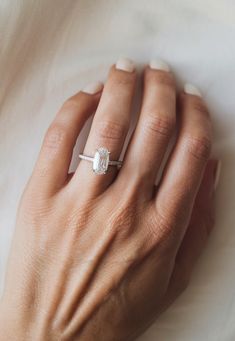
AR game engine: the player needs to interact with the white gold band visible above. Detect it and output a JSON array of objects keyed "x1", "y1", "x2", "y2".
[{"x1": 79, "y1": 154, "x2": 122, "y2": 166}]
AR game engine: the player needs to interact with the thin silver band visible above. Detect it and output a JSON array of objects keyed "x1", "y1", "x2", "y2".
[{"x1": 79, "y1": 154, "x2": 122, "y2": 167}]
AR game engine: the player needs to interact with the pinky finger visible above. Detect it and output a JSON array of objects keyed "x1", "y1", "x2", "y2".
[{"x1": 158, "y1": 159, "x2": 220, "y2": 313}]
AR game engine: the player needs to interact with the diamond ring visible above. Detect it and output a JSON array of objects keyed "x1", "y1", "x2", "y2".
[{"x1": 79, "y1": 147, "x2": 122, "y2": 175}]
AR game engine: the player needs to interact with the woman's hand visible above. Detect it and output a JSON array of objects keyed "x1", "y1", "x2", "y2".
[{"x1": 0, "y1": 58, "x2": 220, "y2": 341}]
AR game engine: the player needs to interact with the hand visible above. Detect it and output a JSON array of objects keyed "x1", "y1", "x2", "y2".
[{"x1": 0, "y1": 58, "x2": 220, "y2": 341}]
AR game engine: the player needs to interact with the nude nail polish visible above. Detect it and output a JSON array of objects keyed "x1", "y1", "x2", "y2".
[
  {"x1": 116, "y1": 57, "x2": 135, "y2": 72},
  {"x1": 184, "y1": 83, "x2": 202, "y2": 97},
  {"x1": 149, "y1": 59, "x2": 170, "y2": 72},
  {"x1": 83, "y1": 81, "x2": 103, "y2": 94}
]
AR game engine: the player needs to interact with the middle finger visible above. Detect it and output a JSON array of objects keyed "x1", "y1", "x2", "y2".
[{"x1": 119, "y1": 60, "x2": 176, "y2": 191}]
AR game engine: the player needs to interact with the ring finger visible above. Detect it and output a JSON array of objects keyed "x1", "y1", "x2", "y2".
[{"x1": 73, "y1": 58, "x2": 137, "y2": 196}]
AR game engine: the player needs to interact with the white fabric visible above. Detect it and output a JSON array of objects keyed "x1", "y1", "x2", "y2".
[{"x1": 0, "y1": 1, "x2": 234, "y2": 340}]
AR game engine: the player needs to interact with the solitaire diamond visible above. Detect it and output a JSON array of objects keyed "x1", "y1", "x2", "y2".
[
  {"x1": 93, "y1": 147, "x2": 110, "y2": 174},
  {"x1": 79, "y1": 147, "x2": 122, "y2": 174}
]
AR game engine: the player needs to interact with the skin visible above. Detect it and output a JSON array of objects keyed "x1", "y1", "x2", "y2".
[{"x1": 0, "y1": 63, "x2": 218, "y2": 341}]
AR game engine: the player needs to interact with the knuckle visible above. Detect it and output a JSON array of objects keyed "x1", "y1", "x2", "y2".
[
  {"x1": 115, "y1": 75, "x2": 134, "y2": 87},
  {"x1": 146, "y1": 216, "x2": 161, "y2": 240},
  {"x1": 143, "y1": 112, "x2": 175, "y2": 137},
  {"x1": 155, "y1": 211, "x2": 174, "y2": 238},
  {"x1": 110, "y1": 208, "x2": 133, "y2": 237},
  {"x1": 111, "y1": 69, "x2": 135, "y2": 87},
  {"x1": 147, "y1": 70, "x2": 175, "y2": 88},
  {"x1": 95, "y1": 120, "x2": 127, "y2": 142},
  {"x1": 185, "y1": 135, "x2": 212, "y2": 161},
  {"x1": 147, "y1": 209, "x2": 176, "y2": 244},
  {"x1": 43, "y1": 123, "x2": 69, "y2": 153},
  {"x1": 66, "y1": 201, "x2": 94, "y2": 234},
  {"x1": 107, "y1": 198, "x2": 138, "y2": 240}
]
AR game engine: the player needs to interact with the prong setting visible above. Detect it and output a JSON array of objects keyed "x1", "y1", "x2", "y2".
[{"x1": 79, "y1": 147, "x2": 122, "y2": 174}]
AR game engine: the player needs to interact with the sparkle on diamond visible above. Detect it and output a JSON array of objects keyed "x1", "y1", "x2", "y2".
[{"x1": 93, "y1": 147, "x2": 110, "y2": 174}]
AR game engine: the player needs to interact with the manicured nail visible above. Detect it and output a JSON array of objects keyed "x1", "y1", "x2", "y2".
[
  {"x1": 116, "y1": 57, "x2": 135, "y2": 72},
  {"x1": 83, "y1": 81, "x2": 103, "y2": 94},
  {"x1": 184, "y1": 83, "x2": 202, "y2": 97},
  {"x1": 149, "y1": 59, "x2": 170, "y2": 72},
  {"x1": 214, "y1": 160, "x2": 221, "y2": 190}
]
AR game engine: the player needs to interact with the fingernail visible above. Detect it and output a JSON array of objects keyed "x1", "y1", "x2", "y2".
[
  {"x1": 149, "y1": 59, "x2": 170, "y2": 72},
  {"x1": 116, "y1": 57, "x2": 135, "y2": 72},
  {"x1": 214, "y1": 160, "x2": 221, "y2": 190},
  {"x1": 83, "y1": 81, "x2": 103, "y2": 94},
  {"x1": 184, "y1": 83, "x2": 202, "y2": 97}
]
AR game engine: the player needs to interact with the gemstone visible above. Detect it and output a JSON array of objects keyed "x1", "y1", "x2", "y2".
[{"x1": 93, "y1": 147, "x2": 110, "y2": 174}]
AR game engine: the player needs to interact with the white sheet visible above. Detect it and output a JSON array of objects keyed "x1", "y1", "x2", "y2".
[{"x1": 0, "y1": 1, "x2": 235, "y2": 340}]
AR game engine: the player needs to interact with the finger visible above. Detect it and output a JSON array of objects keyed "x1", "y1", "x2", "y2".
[
  {"x1": 119, "y1": 60, "x2": 176, "y2": 191},
  {"x1": 158, "y1": 158, "x2": 220, "y2": 314},
  {"x1": 155, "y1": 84, "x2": 213, "y2": 247},
  {"x1": 32, "y1": 83, "x2": 103, "y2": 195},
  {"x1": 74, "y1": 58, "x2": 136, "y2": 196},
  {"x1": 176, "y1": 159, "x2": 219, "y2": 263}
]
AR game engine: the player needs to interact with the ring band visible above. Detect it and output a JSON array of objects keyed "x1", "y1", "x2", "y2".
[{"x1": 79, "y1": 147, "x2": 122, "y2": 175}]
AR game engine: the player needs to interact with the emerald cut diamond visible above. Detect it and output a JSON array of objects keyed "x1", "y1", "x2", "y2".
[{"x1": 93, "y1": 147, "x2": 110, "y2": 174}]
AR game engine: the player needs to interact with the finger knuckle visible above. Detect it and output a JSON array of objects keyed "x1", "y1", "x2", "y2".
[
  {"x1": 185, "y1": 135, "x2": 212, "y2": 161},
  {"x1": 66, "y1": 201, "x2": 94, "y2": 234},
  {"x1": 110, "y1": 209, "x2": 133, "y2": 237},
  {"x1": 112, "y1": 70, "x2": 134, "y2": 87},
  {"x1": 96, "y1": 120, "x2": 127, "y2": 142},
  {"x1": 147, "y1": 209, "x2": 176, "y2": 244},
  {"x1": 143, "y1": 112, "x2": 175, "y2": 137},
  {"x1": 107, "y1": 198, "x2": 138, "y2": 240},
  {"x1": 115, "y1": 76, "x2": 134, "y2": 87},
  {"x1": 43, "y1": 123, "x2": 69, "y2": 153},
  {"x1": 148, "y1": 71, "x2": 175, "y2": 88}
]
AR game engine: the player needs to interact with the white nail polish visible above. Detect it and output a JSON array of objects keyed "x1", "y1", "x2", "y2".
[
  {"x1": 149, "y1": 59, "x2": 170, "y2": 72},
  {"x1": 184, "y1": 83, "x2": 202, "y2": 97},
  {"x1": 116, "y1": 57, "x2": 135, "y2": 72},
  {"x1": 83, "y1": 81, "x2": 103, "y2": 94},
  {"x1": 214, "y1": 160, "x2": 222, "y2": 190}
]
